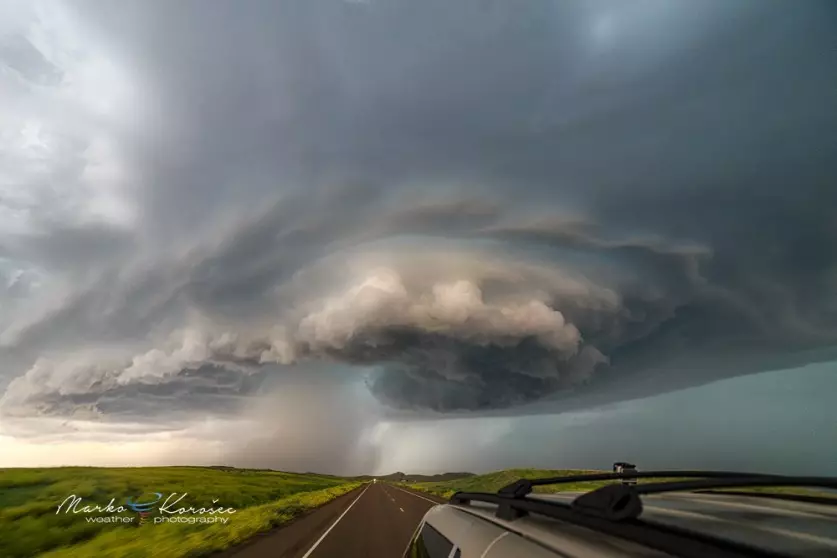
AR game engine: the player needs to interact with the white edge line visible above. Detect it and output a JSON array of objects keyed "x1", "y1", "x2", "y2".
[
  {"x1": 392, "y1": 484, "x2": 442, "y2": 505},
  {"x1": 301, "y1": 484, "x2": 370, "y2": 558},
  {"x1": 479, "y1": 531, "x2": 510, "y2": 558}
]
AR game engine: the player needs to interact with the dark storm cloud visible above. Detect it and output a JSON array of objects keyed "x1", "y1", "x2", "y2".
[
  {"x1": 0, "y1": 223, "x2": 135, "y2": 272},
  {"x1": 1, "y1": 0, "x2": 836, "y2": 423},
  {"x1": 16, "y1": 363, "x2": 268, "y2": 421},
  {"x1": 0, "y1": 33, "x2": 63, "y2": 86},
  {"x1": 374, "y1": 362, "x2": 837, "y2": 477}
]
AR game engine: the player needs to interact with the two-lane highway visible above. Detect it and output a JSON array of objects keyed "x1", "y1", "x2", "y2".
[{"x1": 225, "y1": 483, "x2": 444, "y2": 558}]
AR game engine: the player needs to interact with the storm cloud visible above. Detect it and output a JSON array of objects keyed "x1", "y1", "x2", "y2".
[{"x1": 1, "y1": 0, "x2": 835, "y2": 447}]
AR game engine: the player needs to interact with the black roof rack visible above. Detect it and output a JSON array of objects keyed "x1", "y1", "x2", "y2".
[
  {"x1": 449, "y1": 489, "x2": 783, "y2": 558},
  {"x1": 497, "y1": 469, "x2": 779, "y2": 498},
  {"x1": 696, "y1": 489, "x2": 837, "y2": 507},
  {"x1": 632, "y1": 475, "x2": 837, "y2": 496},
  {"x1": 449, "y1": 471, "x2": 837, "y2": 558}
]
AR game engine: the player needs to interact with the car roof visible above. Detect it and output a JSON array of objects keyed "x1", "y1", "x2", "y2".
[
  {"x1": 532, "y1": 491, "x2": 837, "y2": 557},
  {"x1": 423, "y1": 502, "x2": 673, "y2": 558},
  {"x1": 423, "y1": 492, "x2": 837, "y2": 558}
]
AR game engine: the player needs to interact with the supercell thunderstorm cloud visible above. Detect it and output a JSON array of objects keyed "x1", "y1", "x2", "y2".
[{"x1": 0, "y1": 0, "x2": 835, "y2": 471}]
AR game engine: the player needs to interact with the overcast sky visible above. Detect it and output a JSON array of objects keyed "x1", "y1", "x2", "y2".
[{"x1": 0, "y1": 0, "x2": 835, "y2": 475}]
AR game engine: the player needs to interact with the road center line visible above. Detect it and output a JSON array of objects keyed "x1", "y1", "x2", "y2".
[
  {"x1": 300, "y1": 484, "x2": 370, "y2": 558},
  {"x1": 392, "y1": 484, "x2": 442, "y2": 505},
  {"x1": 400, "y1": 507, "x2": 404, "y2": 512}
]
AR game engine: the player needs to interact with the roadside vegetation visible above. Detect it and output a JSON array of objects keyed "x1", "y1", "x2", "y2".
[
  {"x1": 0, "y1": 466, "x2": 359, "y2": 558},
  {"x1": 401, "y1": 468, "x2": 608, "y2": 499}
]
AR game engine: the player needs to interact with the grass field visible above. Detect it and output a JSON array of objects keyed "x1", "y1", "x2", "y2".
[
  {"x1": 0, "y1": 466, "x2": 360, "y2": 558},
  {"x1": 402, "y1": 468, "x2": 609, "y2": 499}
]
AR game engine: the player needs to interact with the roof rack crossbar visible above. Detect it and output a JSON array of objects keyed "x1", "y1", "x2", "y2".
[
  {"x1": 695, "y1": 490, "x2": 837, "y2": 506},
  {"x1": 448, "y1": 491, "x2": 783, "y2": 558},
  {"x1": 633, "y1": 476, "x2": 837, "y2": 495},
  {"x1": 498, "y1": 470, "x2": 785, "y2": 498}
]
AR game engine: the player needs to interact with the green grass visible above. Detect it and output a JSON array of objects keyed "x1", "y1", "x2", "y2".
[
  {"x1": 401, "y1": 468, "x2": 610, "y2": 500},
  {"x1": 0, "y1": 466, "x2": 360, "y2": 558}
]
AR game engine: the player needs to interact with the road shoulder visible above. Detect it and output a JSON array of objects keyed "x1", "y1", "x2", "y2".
[{"x1": 213, "y1": 484, "x2": 367, "y2": 558}]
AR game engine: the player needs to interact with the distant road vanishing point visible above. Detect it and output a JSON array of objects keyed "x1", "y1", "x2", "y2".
[{"x1": 220, "y1": 482, "x2": 442, "y2": 558}]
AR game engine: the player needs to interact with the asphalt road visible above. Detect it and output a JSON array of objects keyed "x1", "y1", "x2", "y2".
[{"x1": 223, "y1": 483, "x2": 444, "y2": 558}]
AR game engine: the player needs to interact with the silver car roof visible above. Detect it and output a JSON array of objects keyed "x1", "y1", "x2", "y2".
[
  {"x1": 423, "y1": 502, "x2": 672, "y2": 558},
  {"x1": 422, "y1": 492, "x2": 837, "y2": 557},
  {"x1": 533, "y1": 491, "x2": 837, "y2": 556}
]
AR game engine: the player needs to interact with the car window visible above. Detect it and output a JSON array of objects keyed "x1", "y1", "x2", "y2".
[{"x1": 407, "y1": 523, "x2": 455, "y2": 558}]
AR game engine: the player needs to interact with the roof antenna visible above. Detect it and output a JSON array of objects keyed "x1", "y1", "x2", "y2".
[{"x1": 613, "y1": 461, "x2": 638, "y2": 486}]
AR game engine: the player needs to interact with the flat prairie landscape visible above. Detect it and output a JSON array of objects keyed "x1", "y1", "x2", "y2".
[{"x1": 0, "y1": 466, "x2": 359, "y2": 558}]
